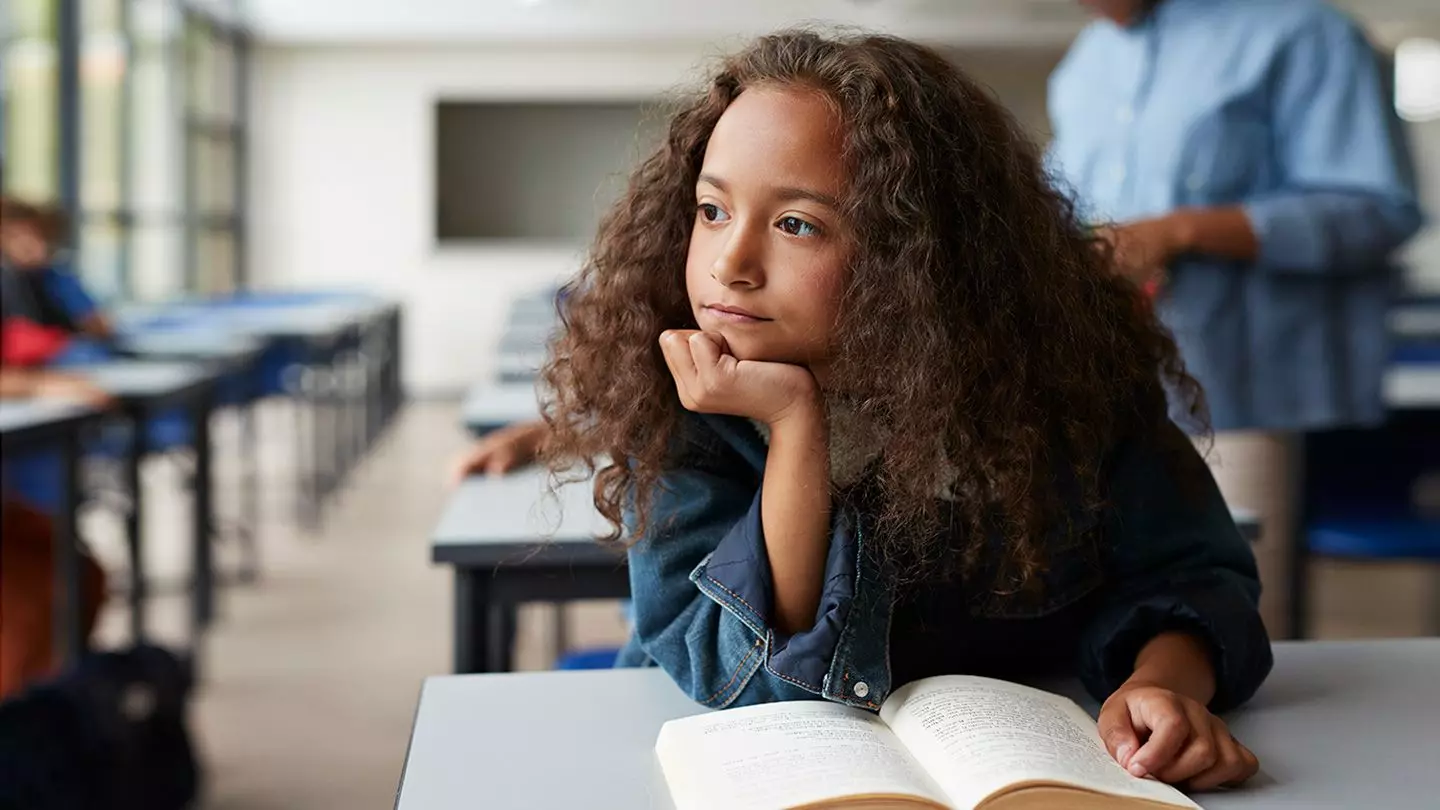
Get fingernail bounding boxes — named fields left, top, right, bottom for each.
left=1128, top=762, right=1148, bottom=777
left=1116, top=744, right=1134, bottom=766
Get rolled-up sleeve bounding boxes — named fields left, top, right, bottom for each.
left=1243, top=15, right=1423, bottom=275
left=625, top=425, right=858, bottom=708
left=1079, top=429, right=1273, bottom=712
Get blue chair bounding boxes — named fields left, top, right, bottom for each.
left=551, top=601, right=631, bottom=670
left=4, top=452, right=68, bottom=514
left=1291, top=376, right=1440, bottom=637
left=555, top=648, right=621, bottom=670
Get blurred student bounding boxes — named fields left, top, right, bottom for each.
left=1051, top=0, right=1423, bottom=633
left=1, top=196, right=115, bottom=368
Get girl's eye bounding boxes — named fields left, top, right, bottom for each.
left=777, top=216, right=819, bottom=237
left=698, top=203, right=729, bottom=224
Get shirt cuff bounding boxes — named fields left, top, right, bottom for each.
left=1080, top=573, right=1274, bottom=713
left=1243, top=196, right=1325, bottom=273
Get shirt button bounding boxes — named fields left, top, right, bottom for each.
left=1112, top=166, right=1127, bottom=183
left=1117, top=105, right=1134, bottom=124
left=1187, top=174, right=1206, bottom=191
left=853, top=682, right=870, bottom=698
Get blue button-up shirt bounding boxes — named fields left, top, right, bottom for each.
left=1048, top=0, right=1423, bottom=431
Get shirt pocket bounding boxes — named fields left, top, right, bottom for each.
left=1175, top=99, right=1273, bottom=204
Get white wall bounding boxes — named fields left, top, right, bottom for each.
left=250, top=33, right=1438, bottom=395
left=248, top=42, right=1063, bottom=395
left=250, top=44, right=714, bottom=395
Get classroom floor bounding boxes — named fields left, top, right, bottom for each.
left=82, top=400, right=1432, bottom=809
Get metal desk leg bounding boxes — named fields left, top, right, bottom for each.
left=54, top=426, right=85, bottom=663
left=288, top=364, right=312, bottom=528
left=552, top=603, right=570, bottom=662
left=454, top=568, right=492, bottom=674
left=352, top=353, right=368, bottom=465
left=1286, top=433, right=1311, bottom=640
left=314, top=361, right=335, bottom=512
left=294, top=360, right=322, bottom=531
left=125, top=407, right=149, bottom=644
left=238, top=389, right=260, bottom=583
left=493, top=602, right=518, bottom=673
left=193, top=388, right=216, bottom=631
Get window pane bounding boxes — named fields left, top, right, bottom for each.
left=77, top=218, right=124, bottom=302
left=11, top=0, right=58, bottom=37
left=211, top=37, right=235, bottom=123
left=80, top=33, right=127, bottom=209
left=130, top=222, right=182, bottom=301
left=184, top=20, right=213, bottom=120
left=130, top=0, right=179, bottom=214
left=193, top=137, right=234, bottom=215
left=197, top=227, right=235, bottom=295
left=81, top=0, right=123, bottom=32
left=132, top=0, right=177, bottom=41
left=3, top=34, right=59, bottom=201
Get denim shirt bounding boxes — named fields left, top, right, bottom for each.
left=1048, top=0, right=1424, bottom=431
left=617, top=411, right=1273, bottom=713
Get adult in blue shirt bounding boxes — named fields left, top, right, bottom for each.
left=1049, top=0, right=1423, bottom=635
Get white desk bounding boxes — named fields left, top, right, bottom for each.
left=495, top=350, right=544, bottom=384
left=397, top=639, right=1440, bottom=810
left=116, top=329, right=265, bottom=364
left=461, top=382, right=542, bottom=436
left=498, top=324, right=556, bottom=355
left=432, top=469, right=624, bottom=673
left=0, top=398, right=100, bottom=439
left=1384, top=364, right=1440, bottom=409
left=506, top=293, right=559, bottom=325
left=68, top=360, right=214, bottom=403
left=1389, top=304, right=1440, bottom=339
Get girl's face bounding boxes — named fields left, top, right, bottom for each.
left=0, top=220, right=51, bottom=269
left=685, top=85, right=851, bottom=378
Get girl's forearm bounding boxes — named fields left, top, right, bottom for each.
left=760, top=399, right=832, bottom=635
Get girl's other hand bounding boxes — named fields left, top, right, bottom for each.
left=448, top=419, right=550, bottom=485
left=659, top=330, right=818, bottom=426
left=32, top=373, right=113, bottom=409
left=1097, top=682, right=1259, bottom=791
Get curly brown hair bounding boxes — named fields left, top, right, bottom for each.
left=542, top=30, right=1205, bottom=589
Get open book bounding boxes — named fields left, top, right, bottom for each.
left=656, top=675, right=1202, bottom=810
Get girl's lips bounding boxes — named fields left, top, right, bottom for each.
left=703, top=304, right=771, bottom=323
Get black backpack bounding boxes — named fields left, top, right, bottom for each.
left=0, top=645, right=202, bottom=810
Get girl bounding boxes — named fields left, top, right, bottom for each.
left=542, top=31, right=1271, bottom=791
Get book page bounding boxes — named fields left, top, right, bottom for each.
left=656, top=701, right=951, bottom=810
left=881, top=677, right=1199, bottom=810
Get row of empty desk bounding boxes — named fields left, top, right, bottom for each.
left=0, top=292, right=404, bottom=676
